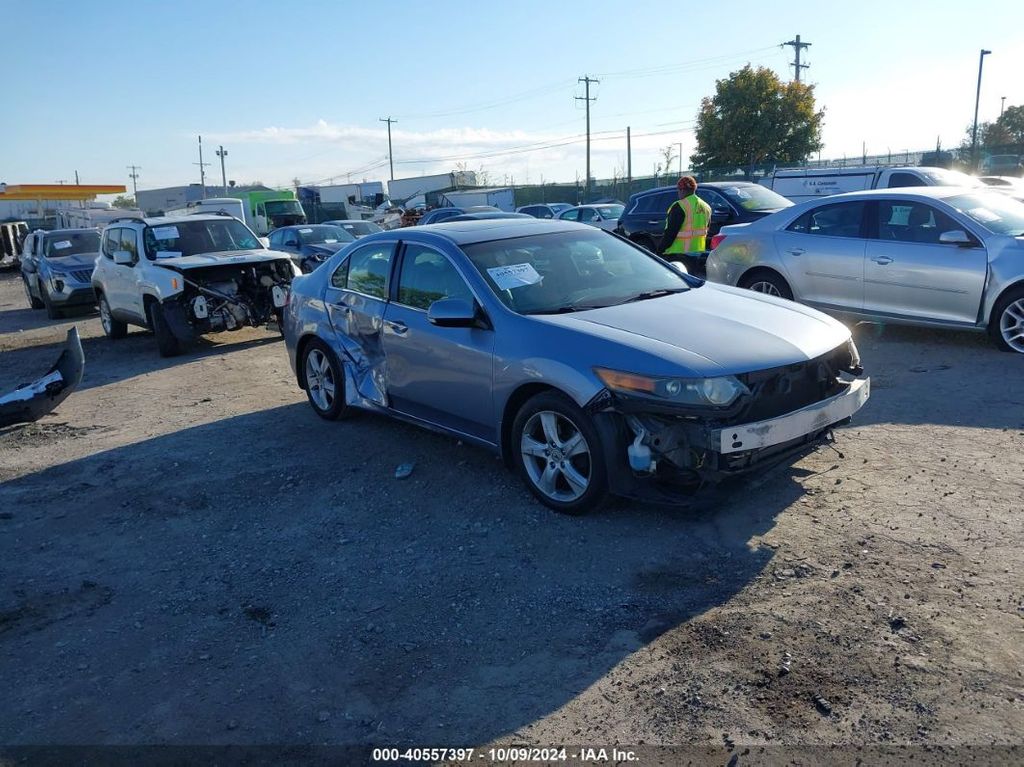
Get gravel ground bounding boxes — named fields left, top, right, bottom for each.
left=1, top=268, right=1022, bottom=756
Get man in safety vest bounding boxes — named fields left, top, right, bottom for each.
left=658, top=176, right=712, bottom=272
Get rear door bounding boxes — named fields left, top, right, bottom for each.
left=772, top=200, right=868, bottom=310
left=863, top=199, right=988, bottom=324
left=324, top=241, right=396, bottom=406
left=382, top=242, right=496, bottom=441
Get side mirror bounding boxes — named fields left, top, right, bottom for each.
left=427, top=298, right=479, bottom=328
left=258, top=237, right=270, bottom=248
left=939, top=229, right=973, bottom=246
left=113, top=250, right=134, bottom=265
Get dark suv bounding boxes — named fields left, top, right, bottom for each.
left=616, top=181, right=792, bottom=273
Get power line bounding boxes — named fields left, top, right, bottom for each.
left=782, top=35, right=811, bottom=82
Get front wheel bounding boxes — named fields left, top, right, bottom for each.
left=512, top=391, right=609, bottom=515
left=40, top=285, right=62, bottom=319
left=301, top=339, right=352, bottom=420
left=148, top=301, right=183, bottom=357
left=23, top=275, right=44, bottom=309
left=990, top=286, right=1024, bottom=354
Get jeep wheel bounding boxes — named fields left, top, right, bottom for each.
left=98, top=294, right=127, bottom=339
left=148, top=301, right=183, bottom=357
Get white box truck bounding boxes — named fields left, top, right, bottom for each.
left=440, top=187, right=515, bottom=211
left=759, top=166, right=985, bottom=202
left=388, top=171, right=477, bottom=206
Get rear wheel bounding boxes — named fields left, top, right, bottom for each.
left=739, top=270, right=793, bottom=300
left=512, top=391, right=609, bottom=515
left=148, top=301, right=183, bottom=357
left=98, top=294, right=127, bottom=339
left=301, top=339, right=352, bottom=420
left=989, top=286, right=1024, bottom=354
left=23, top=275, right=44, bottom=309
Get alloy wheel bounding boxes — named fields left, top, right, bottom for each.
left=749, top=280, right=782, bottom=297
left=99, top=298, right=112, bottom=335
left=305, top=348, right=336, bottom=411
left=520, top=410, right=592, bottom=502
left=1000, top=298, right=1024, bottom=353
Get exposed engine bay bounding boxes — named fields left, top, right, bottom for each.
left=159, top=260, right=294, bottom=338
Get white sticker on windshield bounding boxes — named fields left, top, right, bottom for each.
left=152, top=225, right=179, bottom=240
left=324, top=238, right=338, bottom=243
left=155, top=250, right=182, bottom=259
left=53, top=240, right=72, bottom=249
left=727, top=187, right=751, bottom=200
left=299, top=228, right=313, bottom=234
left=487, top=262, right=542, bottom=290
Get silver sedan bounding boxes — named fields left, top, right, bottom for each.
left=706, top=187, right=1024, bottom=354
left=283, top=219, right=868, bottom=514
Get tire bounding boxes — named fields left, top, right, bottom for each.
left=148, top=301, right=183, bottom=357
left=23, top=275, right=44, bottom=309
left=739, top=270, right=794, bottom=301
left=98, top=294, right=127, bottom=339
left=511, top=390, right=609, bottom=515
left=40, top=284, right=62, bottom=319
left=989, top=285, right=1024, bottom=354
left=301, top=339, right=352, bottom=421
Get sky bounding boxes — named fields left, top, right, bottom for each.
left=2, top=0, right=1022, bottom=196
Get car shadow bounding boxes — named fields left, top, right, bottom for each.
left=0, top=403, right=801, bottom=745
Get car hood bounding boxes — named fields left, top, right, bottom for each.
left=45, top=253, right=98, bottom=270
left=532, top=283, right=852, bottom=375
left=152, top=248, right=293, bottom=270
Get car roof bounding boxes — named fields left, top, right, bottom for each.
left=408, top=217, right=584, bottom=244
left=324, top=219, right=375, bottom=225
left=802, top=186, right=982, bottom=202
left=43, top=228, right=99, bottom=237
left=140, top=214, right=236, bottom=226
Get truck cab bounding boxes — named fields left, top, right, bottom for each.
left=761, top=166, right=986, bottom=203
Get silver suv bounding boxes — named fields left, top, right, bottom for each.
left=91, top=214, right=297, bottom=356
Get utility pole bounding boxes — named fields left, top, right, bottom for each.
left=194, top=135, right=211, bottom=199
left=127, top=164, right=141, bottom=199
left=379, top=117, right=397, bottom=180
left=1001, top=96, right=1006, bottom=116
left=626, top=126, right=632, bottom=184
left=971, top=49, right=992, bottom=171
left=74, top=170, right=80, bottom=185
left=215, top=146, right=229, bottom=196
left=576, top=76, right=598, bottom=201
left=678, top=142, right=683, bottom=175
left=783, top=35, right=811, bottom=82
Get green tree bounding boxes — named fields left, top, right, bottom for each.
left=111, top=195, right=136, bottom=209
left=994, top=104, right=1024, bottom=151
left=691, top=65, right=824, bottom=178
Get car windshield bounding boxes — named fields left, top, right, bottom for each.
left=720, top=184, right=792, bottom=211
left=595, top=205, right=624, bottom=219
left=338, top=221, right=381, bottom=236
left=297, top=225, right=354, bottom=245
left=45, top=230, right=100, bottom=258
left=461, top=229, right=691, bottom=315
left=144, top=218, right=262, bottom=259
left=920, top=169, right=985, bottom=188
left=944, top=193, right=1024, bottom=236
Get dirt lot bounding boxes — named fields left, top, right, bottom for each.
left=1, top=267, right=1022, bottom=756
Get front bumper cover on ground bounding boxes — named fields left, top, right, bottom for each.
left=0, top=327, right=85, bottom=428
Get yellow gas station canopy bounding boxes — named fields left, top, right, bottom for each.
left=0, top=184, right=127, bottom=200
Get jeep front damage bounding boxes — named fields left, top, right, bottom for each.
left=586, top=341, right=868, bottom=504
left=157, top=260, right=293, bottom=340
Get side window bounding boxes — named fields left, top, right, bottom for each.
left=656, top=191, right=677, bottom=213
left=578, top=208, right=598, bottom=223
left=119, top=229, right=139, bottom=260
left=535, top=207, right=553, bottom=219
left=102, top=228, right=121, bottom=259
left=330, top=258, right=349, bottom=289
left=786, top=202, right=865, bottom=238
left=268, top=230, right=282, bottom=248
left=397, top=244, right=474, bottom=310
left=887, top=172, right=926, bottom=188
left=698, top=189, right=729, bottom=212
left=877, top=201, right=961, bottom=245
left=558, top=209, right=580, bottom=221
left=345, top=243, right=393, bottom=298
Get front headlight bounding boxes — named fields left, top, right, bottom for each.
left=594, top=368, right=748, bottom=407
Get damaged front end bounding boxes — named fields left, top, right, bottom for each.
left=588, top=341, right=869, bottom=504
left=0, top=327, right=85, bottom=428
left=158, top=260, right=293, bottom=341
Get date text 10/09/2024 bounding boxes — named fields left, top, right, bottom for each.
left=371, top=747, right=639, bottom=763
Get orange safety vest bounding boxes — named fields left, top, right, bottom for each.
left=664, top=193, right=712, bottom=254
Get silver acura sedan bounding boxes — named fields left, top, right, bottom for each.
left=706, top=187, right=1024, bottom=353
left=283, top=219, right=869, bottom=514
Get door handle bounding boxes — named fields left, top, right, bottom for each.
left=647, top=220, right=663, bottom=225
left=385, top=320, right=408, bottom=335
left=871, top=256, right=893, bottom=265
left=787, top=248, right=805, bottom=256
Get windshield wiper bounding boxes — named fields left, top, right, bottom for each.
left=609, top=287, right=689, bottom=305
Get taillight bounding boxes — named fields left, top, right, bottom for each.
left=710, top=234, right=727, bottom=250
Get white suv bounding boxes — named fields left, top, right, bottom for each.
left=91, top=213, right=298, bottom=356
